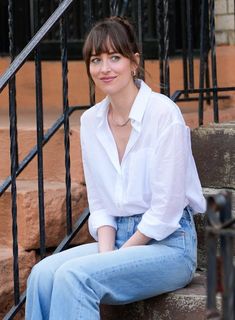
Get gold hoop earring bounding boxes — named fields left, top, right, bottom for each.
left=132, top=70, right=137, bottom=79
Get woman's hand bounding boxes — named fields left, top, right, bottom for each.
left=97, top=225, right=116, bottom=253
left=121, top=230, right=151, bottom=249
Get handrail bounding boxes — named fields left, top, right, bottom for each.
left=0, top=0, right=74, bottom=93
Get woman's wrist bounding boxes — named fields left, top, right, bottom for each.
left=121, top=230, right=151, bottom=249
left=98, top=225, right=116, bottom=253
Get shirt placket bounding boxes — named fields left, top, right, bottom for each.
left=115, top=167, right=125, bottom=211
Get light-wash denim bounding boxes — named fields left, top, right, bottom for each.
left=25, top=207, right=197, bottom=320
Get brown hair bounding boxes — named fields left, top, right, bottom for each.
left=83, top=16, right=141, bottom=83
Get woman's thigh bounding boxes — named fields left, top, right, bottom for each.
left=54, top=241, right=193, bottom=306
left=32, top=242, right=99, bottom=275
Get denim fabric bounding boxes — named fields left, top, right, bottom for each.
left=25, top=207, right=197, bottom=320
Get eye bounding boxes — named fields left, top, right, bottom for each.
left=110, top=55, right=120, bottom=62
left=90, top=57, right=100, bottom=64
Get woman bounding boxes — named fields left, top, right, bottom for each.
left=26, top=16, right=206, bottom=320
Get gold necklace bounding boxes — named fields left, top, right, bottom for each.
left=110, top=109, right=130, bottom=127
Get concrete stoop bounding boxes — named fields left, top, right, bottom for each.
left=191, top=122, right=235, bottom=189
left=0, top=180, right=90, bottom=249
left=101, top=272, right=208, bottom=320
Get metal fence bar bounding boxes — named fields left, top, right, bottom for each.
left=137, top=0, right=144, bottom=80
left=209, top=0, right=219, bottom=123
left=84, top=0, right=95, bottom=106
left=180, top=0, right=189, bottom=98
left=206, top=231, right=218, bottom=318
left=204, top=6, right=211, bottom=106
left=198, top=0, right=207, bottom=126
left=186, top=0, right=194, bottom=89
left=163, top=0, right=170, bottom=96
left=60, top=7, right=72, bottom=235
left=8, top=0, right=20, bottom=306
left=219, top=194, right=234, bottom=319
left=206, top=193, right=235, bottom=319
left=34, top=0, right=46, bottom=259
left=156, top=0, right=164, bottom=94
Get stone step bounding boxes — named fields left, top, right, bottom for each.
left=191, top=122, right=235, bottom=189
left=0, top=180, right=90, bottom=250
left=101, top=272, right=209, bottom=320
left=0, top=246, right=36, bottom=319
left=0, top=114, right=84, bottom=183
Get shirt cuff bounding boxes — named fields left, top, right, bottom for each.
left=88, top=209, right=117, bottom=241
left=137, top=211, right=180, bottom=241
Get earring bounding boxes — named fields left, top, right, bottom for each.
left=132, top=70, right=137, bottom=79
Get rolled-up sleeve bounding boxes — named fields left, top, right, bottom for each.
left=80, top=120, right=117, bottom=240
left=137, top=122, right=189, bottom=241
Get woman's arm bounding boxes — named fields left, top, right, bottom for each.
left=80, top=119, right=117, bottom=241
left=121, top=230, right=151, bottom=248
left=98, top=225, right=116, bottom=253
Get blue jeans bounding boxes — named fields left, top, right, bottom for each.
left=25, top=207, right=197, bottom=320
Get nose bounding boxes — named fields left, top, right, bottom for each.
left=100, top=58, right=111, bottom=73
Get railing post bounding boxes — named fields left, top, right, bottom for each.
left=34, top=0, right=46, bottom=259
left=156, top=0, right=165, bottom=94
left=186, top=0, right=194, bottom=89
left=60, top=1, right=72, bottom=235
left=8, top=0, right=20, bottom=305
left=219, top=193, right=234, bottom=319
left=83, top=0, right=95, bottom=106
left=206, top=193, right=235, bottom=319
left=198, top=0, right=207, bottom=126
left=163, top=0, right=170, bottom=96
left=209, top=0, right=219, bottom=123
left=137, top=0, right=144, bottom=80
left=180, top=0, right=189, bottom=98
left=156, top=0, right=170, bottom=96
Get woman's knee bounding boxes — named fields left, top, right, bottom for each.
left=28, top=257, right=55, bottom=290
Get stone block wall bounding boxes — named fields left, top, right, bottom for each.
left=215, top=0, right=235, bottom=44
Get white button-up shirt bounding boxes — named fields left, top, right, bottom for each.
left=80, top=80, right=206, bottom=241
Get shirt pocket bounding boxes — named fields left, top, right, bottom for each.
left=126, top=148, right=153, bottom=203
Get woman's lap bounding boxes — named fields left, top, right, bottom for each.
left=28, top=208, right=197, bottom=306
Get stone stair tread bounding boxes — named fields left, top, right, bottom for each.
left=101, top=272, right=207, bottom=320
left=0, top=180, right=88, bottom=250
left=1, top=179, right=80, bottom=192
left=207, top=121, right=235, bottom=128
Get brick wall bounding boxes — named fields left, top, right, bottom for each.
left=215, top=0, right=235, bottom=44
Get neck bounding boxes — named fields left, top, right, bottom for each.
left=108, top=80, right=139, bottom=119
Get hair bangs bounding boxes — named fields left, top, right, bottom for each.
left=89, top=27, right=128, bottom=58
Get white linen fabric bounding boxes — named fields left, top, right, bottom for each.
left=80, top=80, right=206, bottom=241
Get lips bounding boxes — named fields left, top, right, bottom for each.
left=99, top=76, right=116, bottom=83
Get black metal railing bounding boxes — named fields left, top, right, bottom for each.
left=206, top=192, right=235, bottom=320
left=0, top=0, right=235, bottom=319
left=0, top=1, right=90, bottom=319
left=170, top=0, right=235, bottom=125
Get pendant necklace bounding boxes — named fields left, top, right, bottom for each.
left=110, top=109, right=130, bottom=127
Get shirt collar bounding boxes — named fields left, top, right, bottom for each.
left=129, top=80, right=152, bottom=132
left=96, top=80, right=152, bottom=131
left=96, top=96, right=110, bottom=128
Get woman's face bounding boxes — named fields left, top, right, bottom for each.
left=89, top=46, right=136, bottom=96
